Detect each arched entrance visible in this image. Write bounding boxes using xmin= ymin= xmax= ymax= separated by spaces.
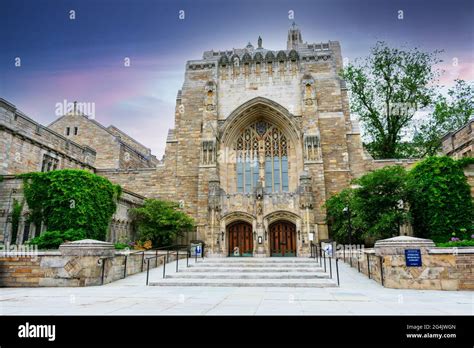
xmin=269 ymin=221 xmax=297 ymax=257
xmin=227 ymin=221 xmax=253 ymax=257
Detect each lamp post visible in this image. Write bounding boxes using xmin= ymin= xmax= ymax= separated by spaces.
xmin=397 ymin=199 xmax=404 ymax=236
xmin=343 ymin=206 xmax=352 ymax=246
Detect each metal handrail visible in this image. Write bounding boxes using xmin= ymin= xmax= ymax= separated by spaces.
xmin=144 ymin=245 xmax=195 ymax=285
xmin=311 ymin=242 xmax=340 ymax=287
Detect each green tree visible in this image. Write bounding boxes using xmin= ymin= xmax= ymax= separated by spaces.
xmin=407 ymin=156 xmax=474 ymax=243
xmin=324 ymin=188 xmax=363 ymax=244
xmin=131 ymin=199 xmax=195 ymax=247
xmin=20 ymin=169 xmax=120 ymax=241
xmin=412 ymin=80 xmax=474 ymax=156
xmin=352 ymin=166 xmax=409 ymax=241
xmin=341 ymin=42 xmax=441 ymax=159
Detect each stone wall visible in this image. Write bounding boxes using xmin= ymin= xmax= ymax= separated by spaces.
xmin=340 ymin=237 xmax=473 ymax=291
xmin=0 ymin=240 xmax=187 ymax=287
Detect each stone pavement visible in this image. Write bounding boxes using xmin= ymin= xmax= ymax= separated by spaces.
xmin=0 ymin=258 xmax=472 ymax=315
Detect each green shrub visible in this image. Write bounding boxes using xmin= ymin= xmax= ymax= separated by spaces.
xmin=114 ymin=242 xmax=129 ymax=250
xmin=436 ymin=240 xmax=474 ymax=247
xmin=353 ymin=166 xmax=409 ymax=241
xmin=324 ymin=188 xmax=363 ymax=244
xmin=28 ymin=229 xmax=86 ymax=249
xmin=20 ymin=169 xmax=121 ymax=241
xmin=131 ymin=199 xmax=194 ymax=247
xmin=407 ymin=156 xmax=474 ymax=243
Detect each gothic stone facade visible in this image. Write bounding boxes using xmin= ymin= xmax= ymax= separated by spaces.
xmin=98 ymin=25 xmax=375 ymax=257
xmin=2 ymin=25 xmax=428 ymax=256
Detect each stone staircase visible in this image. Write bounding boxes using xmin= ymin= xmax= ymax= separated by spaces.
xmin=148 ymin=257 xmax=338 ymax=288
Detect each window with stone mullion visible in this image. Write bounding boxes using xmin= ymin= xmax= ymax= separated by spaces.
xmin=236 ymin=120 xmax=288 ymax=193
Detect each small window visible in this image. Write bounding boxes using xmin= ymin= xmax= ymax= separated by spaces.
xmin=74 ymin=127 xmax=78 ymax=135
xmin=66 ymin=127 xmax=70 ymax=136
xmin=41 ymin=154 xmax=59 ymax=172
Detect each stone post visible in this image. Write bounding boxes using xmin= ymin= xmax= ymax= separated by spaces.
xmin=59 ymin=239 xmax=115 ymax=286
xmin=374 ymin=236 xmax=435 ymax=257
xmin=374 ymin=236 xmax=435 ymax=288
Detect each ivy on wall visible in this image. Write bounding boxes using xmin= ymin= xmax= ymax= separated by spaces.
xmin=19 ymin=169 xmax=121 ymax=241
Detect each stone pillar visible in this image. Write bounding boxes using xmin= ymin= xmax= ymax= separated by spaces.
xmin=298 ymin=171 xmax=314 ymax=256
xmin=16 ymin=218 xmax=25 ymax=245
xmin=4 ymin=217 xmax=12 ymax=245
xmin=207 ymin=177 xmax=221 ymax=255
xmin=59 ymin=239 xmax=115 ymax=286
xmin=374 ymin=236 xmax=435 ymax=257
xmin=29 ymin=223 xmax=37 ymax=239
xmin=374 ymin=236 xmax=439 ymax=289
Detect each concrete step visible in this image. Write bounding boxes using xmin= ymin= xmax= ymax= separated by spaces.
xmin=180 ymin=267 xmax=325 ymax=273
xmin=202 ymin=258 xmax=318 ymax=263
xmin=166 ymin=273 xmax=330 ymax=279
xmin=149 ymin=278 xmax=337 ymax=288
xmin=190 ymin=262 xmax=320 ymax=268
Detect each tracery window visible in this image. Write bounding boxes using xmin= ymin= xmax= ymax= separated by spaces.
xmin=235 ymin=120 xmax=289 ymax=193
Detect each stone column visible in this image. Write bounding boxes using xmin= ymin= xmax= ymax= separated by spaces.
xmin=298 ymin=171 xmax=314 ymax=256
xmin=16 ymin=218 xmax=25 ymax=245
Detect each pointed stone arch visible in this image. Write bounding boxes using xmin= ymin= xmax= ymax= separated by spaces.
xmin=220 ymin=97 xmax=301 ymax=147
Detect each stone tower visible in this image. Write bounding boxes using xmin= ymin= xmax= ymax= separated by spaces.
xmin=287 ymin=22 xmax=303 ymax=50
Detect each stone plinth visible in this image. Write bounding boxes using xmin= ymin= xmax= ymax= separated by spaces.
xmin=59 ymin=239 xmax=114 ymax=257
xmin=374 ymin=236 xmax=435 ymax=256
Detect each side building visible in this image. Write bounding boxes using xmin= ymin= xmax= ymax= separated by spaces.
xmin=0 ymin=98 xmax=145 ymax=244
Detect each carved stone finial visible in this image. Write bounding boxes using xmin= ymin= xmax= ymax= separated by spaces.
xmin=258 ymin=36 xmax=262 ymax=49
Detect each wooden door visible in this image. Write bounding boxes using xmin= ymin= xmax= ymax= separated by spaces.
xmin=227 ymin=221 xmax=253 ymax=257
xmin=270 ymin=221 xmax=296 ymax=257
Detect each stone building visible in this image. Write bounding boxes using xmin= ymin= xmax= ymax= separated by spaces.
xmin=97 ymin=23 xmax=375 ymax=257
xmin=0 ymin=99 xmax=144 ymax=244
xmin=441 ymin=119 xmax=473 ymax=159
xmin=5 ymin=23 xmax=462 ymax=256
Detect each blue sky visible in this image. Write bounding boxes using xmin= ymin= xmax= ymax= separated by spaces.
xmin=1 ymin=0 xmax=473 ymax=157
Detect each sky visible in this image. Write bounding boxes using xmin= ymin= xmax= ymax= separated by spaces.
xmin=1 ymin=0 xmax=473 ymax=157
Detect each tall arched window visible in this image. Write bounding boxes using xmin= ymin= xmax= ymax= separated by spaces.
xmin=235 ymin=120 xmax=289 ymax=193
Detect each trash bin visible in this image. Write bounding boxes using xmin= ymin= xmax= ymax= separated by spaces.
xmin=190 ymin=240 xmax=205 ymax=258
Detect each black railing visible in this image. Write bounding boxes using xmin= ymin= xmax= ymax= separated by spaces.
xmin=310 ymin=242 xmax=340 ymax=287
xmin=144 ymin=244 xmax=202 ymax=285
xmin=98 ymin=243 xmax=201 ymax=285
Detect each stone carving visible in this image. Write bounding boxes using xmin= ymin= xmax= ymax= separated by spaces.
xmin=208 ymin=178 xmax=221 ymax=211
xmin=204 ymin=81 xmax=217 ymax=111
xmin=302 ymin=74 xmax=316 ymax=106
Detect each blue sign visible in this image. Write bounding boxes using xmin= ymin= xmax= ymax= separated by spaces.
xmin=405 ymin=249 xmax=422 ymax=267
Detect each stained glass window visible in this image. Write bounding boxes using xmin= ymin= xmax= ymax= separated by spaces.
xmin=235 ymin=120 xmax=289 ymax=193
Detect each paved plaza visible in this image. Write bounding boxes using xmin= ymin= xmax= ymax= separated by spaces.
xmin=1 ymin=259 xmax=472 ymax=315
